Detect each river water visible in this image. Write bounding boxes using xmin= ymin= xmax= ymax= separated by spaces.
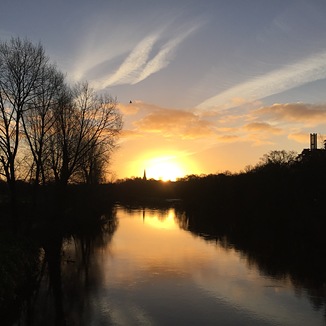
xmin=18 ymin=205 xmax=326 ymax=325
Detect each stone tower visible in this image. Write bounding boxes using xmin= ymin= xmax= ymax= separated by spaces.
xmin=310 ymin=133 xmax=317 ymax=150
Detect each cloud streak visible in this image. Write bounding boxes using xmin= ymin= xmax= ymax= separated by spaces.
xmin=103 ymin=34 xmax=158 ymax=86
xmin=99 ymin=24 xmax=200 ymax=88
xmin=132 ymin=25 xmax=199 ymax=84
xmin=197 ymin=50 xmax=326 ymax=111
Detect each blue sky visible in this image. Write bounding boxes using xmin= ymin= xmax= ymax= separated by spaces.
xmin=2 ymin=0 xmax=326 ymax=179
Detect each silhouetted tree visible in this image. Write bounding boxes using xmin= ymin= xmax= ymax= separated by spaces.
xmin=0 ymin=37 xmax=49 ymax=205
xmin=21 ymin=65 xmax=66 ymax=189
xmin=76 ymin=142 xmax=107 ymax=184
xmin=258 ymin=150 xmax=297 ymax=167
xmin=48 ymin=82 xmax=122 ymax=188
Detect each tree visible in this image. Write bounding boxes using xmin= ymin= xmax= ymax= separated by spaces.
xmin=0 ymin=37 xmax=123 ymax=210
xmin=0 ymin=37 xmax=48 ymax=204
xmin=21 ymin=65 xmax=66 ymax=188
xmin=75 ymin=142 xmax=107 ymax=184
xmin=48 ymin=82 xmax=122 ymax=188
xmin=258 ymin=150 xmax=297 ymax=167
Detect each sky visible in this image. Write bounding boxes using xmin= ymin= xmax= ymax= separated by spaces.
xmin=2 ymin=0 xmax=326 ymax=180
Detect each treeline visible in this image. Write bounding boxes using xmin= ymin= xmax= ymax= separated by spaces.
xmin=0 ymin=37 xmax=122 ymax=208
xmin=114 ymin=148 xmax=326 ymax=213
xmin=177 ymin=148 xmax=324 ymax=212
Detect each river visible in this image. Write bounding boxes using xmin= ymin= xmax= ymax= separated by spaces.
xmin=16 ymin=204 xmax=326 ymax=325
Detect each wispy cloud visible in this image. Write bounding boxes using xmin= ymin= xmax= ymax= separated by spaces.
xmin=102 ymin=34 xmax=158 ymax=86
xmin=132 ymin=25 xmax=199 ymax=84
xmin=98 ymin=24 xmax=200 ymax=88
xmin=197 ymin=50 xmax=326 ymax=111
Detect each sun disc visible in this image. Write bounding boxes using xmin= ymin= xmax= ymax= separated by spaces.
xmin=146 ymin=157 xmax=185 ymax=181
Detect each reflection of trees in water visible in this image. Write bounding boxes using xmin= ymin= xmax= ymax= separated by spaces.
xmin=19 ymin=209 xmax=118 ymax=326
xmin=176 ymin=208 xmax=326 ymax=320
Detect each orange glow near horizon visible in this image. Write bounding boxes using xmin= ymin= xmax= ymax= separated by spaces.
xmin=143 ymin=154 xmax=194 ymax=181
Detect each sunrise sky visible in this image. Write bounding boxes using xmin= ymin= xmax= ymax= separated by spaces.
xmin=2 ymin=0 xmax=326 ymax=180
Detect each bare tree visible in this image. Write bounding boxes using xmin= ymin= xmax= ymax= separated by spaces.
xmin=75 ymin=142 xmax=108 ymax=184
xmin=0 ymin=37 xmax=48 ymax=204
xmin=48 ymin=82 xmax=122 ymax=188
xmin=258 ymin=150 xmax=297 ymax=167
xmin=21 ymin=65 xmax=66 ymax=187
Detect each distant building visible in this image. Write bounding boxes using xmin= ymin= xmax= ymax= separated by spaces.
xmin=143 ymin=169 xmax=147 ymax=181
xmin=310 ymin=133 xmax=317 ymax=150
xmin=298 ymin=133 xmax=326 ymax=162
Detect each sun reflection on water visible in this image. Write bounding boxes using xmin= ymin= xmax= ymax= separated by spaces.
xmin=141 ymin=208 xmax=177 ymax=230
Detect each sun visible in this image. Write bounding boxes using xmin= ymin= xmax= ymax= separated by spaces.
xmin=146 ymin=156 xmax=185 ymax=181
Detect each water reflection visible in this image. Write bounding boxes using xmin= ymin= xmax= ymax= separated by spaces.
xmin=17 ymin=209 xmax=118 ymax=326
xmin=177 ymin=207 xmax=326 ymax=325
xmin=100 ymin=205 xmax=325 ymax=325
xmin=15 ymin=205 xmax=326 ymax=325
